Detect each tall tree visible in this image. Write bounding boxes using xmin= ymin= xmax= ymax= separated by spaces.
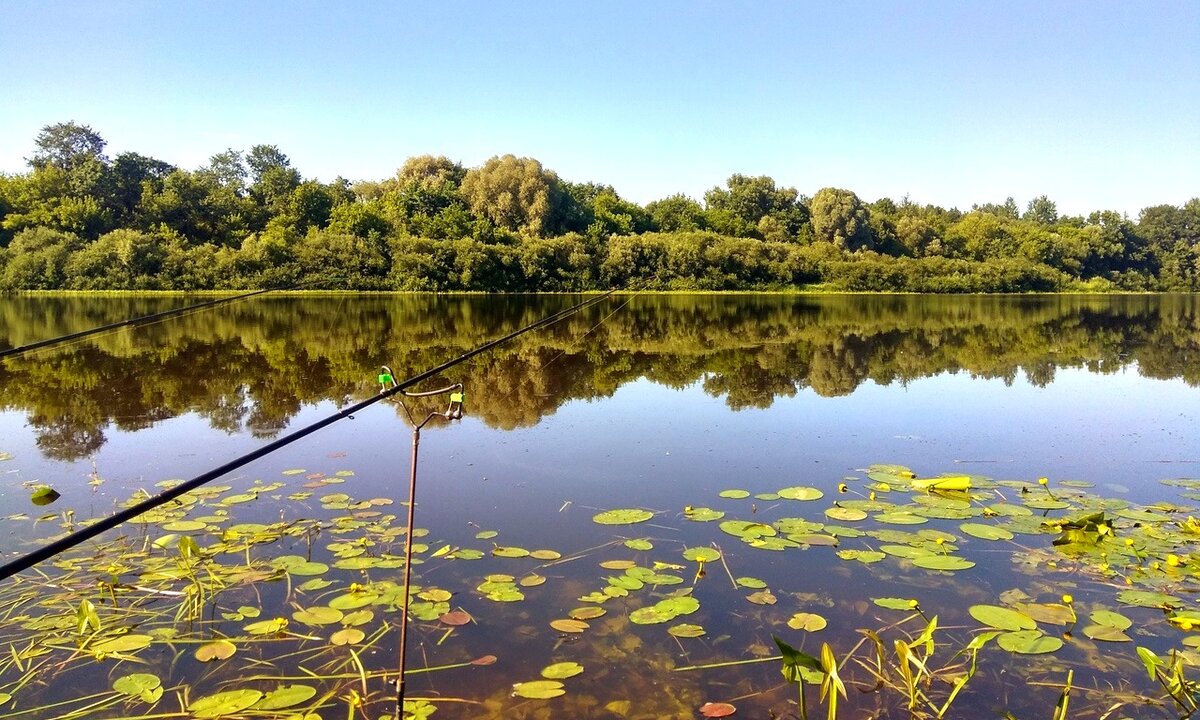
xmin=809 ymin=188 xmax=874 ymax=250
xmin=28 ymin=122 xmax=107 ymax=171
xmin=460 ymin=155 xmax=567 ymax=237
xmin=1024 ymin=195 xmax=1059 ymax=225
xmin=704 ymin=174 xmax=808 ymax=239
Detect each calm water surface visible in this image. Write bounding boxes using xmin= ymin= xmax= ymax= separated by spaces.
xmin=0 ymin=294 xmax=1198 ymax=719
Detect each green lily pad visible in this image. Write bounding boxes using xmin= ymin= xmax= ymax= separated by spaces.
xmin=244 ymin=618 xmax=288 ymax=635
xmin=1090 ymin=610 xmax=1132 ymax=629
xmin=736 ymin=577 xmax=767 ymax=589
xmin=960 ymin=523 xmax=1014 ymax=541
xmin=996 ymin=630 xmax=1063 ymax=654
xmin=719 ymin=520 xmax=777 ymax=539
xmin=787 ymin=612 xmax=827 ymax=631
xmin=593 ymin=509 xmax=654 ymax=525
xmin=970 ymin=605 xmax=1037 ymax=631
xmin=293 ymin=606 xmax=343 ymax=625
xmin=1082 ymin=625 xmax=1131 ymax=642
xmin=190 ymin=689 xmax=264 ymax=718
xmin=825 ymin=507 xmax=868 ymax=521
xmin=541 ymin=662 xmax=584 ymax=679
xmin=113 ymin=673 xmax=161 ymax=697
xmin=683 ymin=547 xmax=721 ymax=563
xmin=718 ymin=489 xmax=750 ymax=499
xmin=161 ymin=520 xmax=207 ymax=532
xmin=875 ymin=513 xmax=927 ymax=525
xmin=330 ymin=628 xmax=366 ymax=645
xmin=684 ymin=507 xmax=725 ymax=521
xmin=912 ymin=555 xmax=975 ymax=571
xmin=195 ymin=639 xmax=237 ymax=662
xmin=492 ymin=546 xmax=531 ymax=558
xmin=668 ymin=623 xmax=706 ymax=638
xmin=569 ymin=607 xmax=606 ymax=620
xmin=778 ymin=486 xmax=823 ymax=501
xmin=92 ymin=634 xmax=154 ymax=654
xmin=624 ymin=539 xmax=654 ymax=550
xmin=253 ymin=685 xmax=318 ymax=710
xmin=836 ymin=549 xmax=885 ymax=564
xmin=1117 ymin=589 xmax=1182 ymax=609
xmin=512 ymin=679 xmax=565 ymax=699
xmin=30 ymin=485 xmax=60 ymax=506
xmin=873 ymin=597 xmax=920 ymax=611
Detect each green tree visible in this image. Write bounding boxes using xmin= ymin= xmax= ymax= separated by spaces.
xmin=646 ymin=194 xmax=705 ymax=232
xmin=703 ymin=174 xmax=808 ymax=239
xmin=28 ymin=122 xmax=107 ymax=171
xmin=0 ymin=227 xmax=85 ymax=289
xmin=1023 ymin=195 xmax=1058 ymax=225
xmin=460 ymin=155 xmax=567 ymax=237
xmin=809 ymin=188 xmax=873 ymax=251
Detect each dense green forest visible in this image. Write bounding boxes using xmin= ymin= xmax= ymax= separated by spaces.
xmin=1 ymin=122 xmax=1197 ymax=292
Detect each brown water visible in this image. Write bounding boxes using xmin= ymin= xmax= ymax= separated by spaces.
xmin=0 ymin=293 xmax=1198 ymax=719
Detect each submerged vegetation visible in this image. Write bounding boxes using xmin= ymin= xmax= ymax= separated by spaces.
xmin=2 ymin=122 xmax=1198 ymax=292
xmin=4 ymin=457 xmax=1200 ymax=718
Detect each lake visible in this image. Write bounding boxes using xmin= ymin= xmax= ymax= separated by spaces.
xmin=1 ymin=293 xmax=1198 ymax=719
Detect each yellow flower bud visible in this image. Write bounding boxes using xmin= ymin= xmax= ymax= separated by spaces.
xmin=908 ymin=599 xmax=919 ymax=608
xmin=838 ymin=483 xmax=849 ymax=494
xmin=1038 ymin=477 xmax=1049 ymax=486
xmin=1125 ymin=538 xmax=1134 ymax=546
xmin=1168 ymin=554 xmax=1181 ymax=567
xmin=869 ymin=491 xmax=876 ymax=501
xmin=1061 ymin=594 xmax=1073 ymax=605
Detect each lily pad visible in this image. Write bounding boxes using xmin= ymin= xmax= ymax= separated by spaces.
xmin=682 ymin=547 xmax=721 ymax=563
xmin=668 ymin=623 xmax=706 ymax=638
xmin=684 ymin=507 xmax=725 ymax=521
xmin=252 ymin=685 xmax=318 ymax=710
xmin=970 ymin=605 xmax=1037 ymax=631
xmin=912 ymin=555 xmax=975 ymax=571
xmin=960 ymin=523 xmax=1014 ymax=541
xmin=512 ymin=679 xmax=565 ymax=699
xmin=1090 ymin=610 xmax=1132 ymax=630
xmin=873 ymin=598 xmax=919 ymax=611
xmin=718 ymin=489 xmax=750 ymax=499
xmin=330 ymin=628 xmax=366 ymax=645
xmin=569 ymin=607 xmax=606 ymax=620
xmin=541 ymin=662 xmax=584 ymax=679
xmin=778 ymin=486 xmax=823 ymax=501
xmin=551 ymin=619 xmax=590 ymax=633
xmin=787 ymin=612 xmax=827 ymax=631
xmin=195 ymin=639 xmax=237 ymax=662
xmin=996 ymin=630 xmax=1063 ymax=654
xmin=190 ymin=689 xmax=264 ymax=718
xmin=624 ymin=538 xmax=654 ymax=550
xmin=825 ymin=507 xmax=868 ymax=521
xmin=113 ymin=673 xmax=161 ymax=697
xmin=700 ymin=702 xmax=737 ymax=718
xmin=736 ymin=577 xmax=767 ymax=589
xmin=593 ymin=509 xmax=654 ymax=525
xmin=1082 ymin=625 xmax=1131 ymax=642
xmin=92 ymin=634 xmax=153 ymax=654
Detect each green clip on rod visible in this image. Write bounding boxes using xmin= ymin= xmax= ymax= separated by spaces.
xmin=379 ymin=366 xmax=465 ymax=718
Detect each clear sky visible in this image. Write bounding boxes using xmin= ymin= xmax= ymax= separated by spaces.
xmin=1 ymin=1 xmax=1197 ymax=216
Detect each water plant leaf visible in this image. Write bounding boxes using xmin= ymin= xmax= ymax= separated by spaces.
xmin=837 ymin=549 xmax=885 ymax=563
xmin=682 ymin=547 xmax=721 ymax=563
xmin=530 ymin=549 xmax=561 ymax=560
xmin=969 ymin=605 xmax=1037 ymax=631
xmin=624 ymin=538 xmax=654 ymax=550
xmin=996 ymin=630 xmax=1063 ymax=654
xmin=960 ymin=523 xmax=1014 ymax=540
xmin=520 ymin=574 xmax=547 ymax=587
xmin=541 ymin=662 xmax=584 ymax=679
xmin=161 ymin=520 xmax=206 ymax=532
xmin=684 ymin=507 xmax=725 ymax=521
xmin=30 ymin=485 xmax=60 ymax=506
xmin=875 ymin=512 xmax=927 ymax=525
xmin=600 ymin=559 xmax=636 ymax=570
xmin=570 ymin=607 xmax=606 ymax=620
xmin=746 ymin=589 xmax=777 ymax=605
xmin=551 ymin=619 xmax=589 ymax=633
xmin=778 ymin=486 xmax=823 ymax=501
xmin=1019 ymin=603 xmax=1074 ymax=625
xmin=873 ymin=597 xmax=919 ymax=611
xmin=787 ymin=612 xmax=828 ymax=631
xmin=825 ymin=507 xmax=868 ymax=521
xmin=912 ymin=555 xmax=975 ymax=571
xmin=1117 ymin=589 xmax=1182 ymax=609
xmin=1090 ymin=610 xmax=1132 ymax=630
xmin=113 ymin=673 xmax=161 ymax=697
xmin=252 ymin=685 xmax=318 ymax=710
xmin=330 ymin=628 xmax=365 ymax=646
xmin=195 ymin=639 xmax=237 ymax=662
xmin=475 ymin=530 xmax=498 ymax=539
xmin=512 ymin=679 xmax=565 ymax=699
xmin=492 ymin=546 xmax=530 ymax=558
xmin=190 ymin=689 xmax=264 ymax=718
xmin=593 ymin=509 xmax=654 ymax=525
xmin=287 ymin=561 xmax=329 ymax=576
xmin=736 ymin=577 xmax=767 ymax=589
xmin=244 ymin=618 xmax=288 ymax=635
xmin=669 ymin=623 xmax=706 ymax=638
xmin=699 ymin=702 xmax=737 ymax=717
xmin=1082 ymin=625 xmax=1131 ymax=642
xmin=92 ymin=634 xmax=153 ymax=654
xmin=439 ymin=610 xmax=472 ymax=626
xmin=293 ymin=606 xmax=343 ymax=625
xmin=718 ymin=490 xmax=750 ymax=499
xmin=719 ymin=520 xmax=776 ymax=539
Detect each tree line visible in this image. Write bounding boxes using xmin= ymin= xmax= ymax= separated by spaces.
xmin=1 ymin=122 xmax=1197 ymax=292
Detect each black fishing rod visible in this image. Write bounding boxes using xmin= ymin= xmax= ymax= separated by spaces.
xmin=0 ymin=284 xmax=304 ymax=361
xmin=0 ymin=292 xmax=615 ymax=583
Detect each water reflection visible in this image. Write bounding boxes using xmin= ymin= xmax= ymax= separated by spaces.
xmin=1 ymin=294 xmax=1197 ymax=460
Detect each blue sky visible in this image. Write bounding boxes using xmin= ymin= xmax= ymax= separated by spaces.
xmin=2 ymin=1 xmax=1196 ymax=216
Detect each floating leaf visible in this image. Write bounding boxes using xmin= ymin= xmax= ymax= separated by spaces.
xmin=541 ymin=662 xmax=584 ymax=679
xmin=570 ymin=607 xmax=606 ymax=620
xmin=253 ymin=685 xmax=318 ymax=710
xmin=550 ymin=619 xmax=589 ymax=633
xmin=293 ymin=606 xmax=343 ymax=625
xmin=191 ymin=689 xmax=264 ymax=718
xmin=747 ymin=590 xmax=777 ymax=605
xmin=530 ymin=549 xmax=561 ymax=560
xmin=1117 ymin=589 xmax=1182 ymax=609
xmin=1019 ymin=603 xmax=1074 ymax=625
xmin=996 ymin=630 xmax=1062 ymax=654
xmin=287 ymin=561 xmax=329 ymax=576
xmin=668 ymin=623 xmax=706 ymax=638
xmin=912 ymin=555 xmax=975 ymax=571
xmin=959 ymin=523 xmax=1014 ymax=541
xmin=330 ymin=628 xmax=365 ymax=646
xmin=592 ymin=509 xmax=654 ymax=525
xmin=440 ymin=610 xmax=472 ymax=626
xmin=244 ymin=618 xmax=288 ymax=635
xmin=825 ymin=507 xmax=868 ymax=521
xmin=718 ymin=489 xmax=750 ymax=499
xmin=600 ymin=559 xmax=637 ymax=570
xmin=837 ymin=549 xmax=885 ymax=564
xmin=624 ymin=538 xmax=654 ymax=550
xmin=113 ymin=673 xmax=161 ymax=697
xmin=875 ymin=512 xmax=927 ymax=525
xmin=92 ymin=634 xmax=153 ymax=654
xmin=971 ymin=605 xmax=1037 ymax=631
xmin=778 ymin=486 xmax=823 ymax=501
xmin=700 ymin=702 xmax=737 ymax=717
xmin=161 ymin=520 xmax=206 ymax=532
xmin=519 ymin=574 xmax=546 ymax=587
xmin=1082 ymin=625 xmax=1131 ymax=642
xmin=492 ymin=546 xmax=530 ymax=558
xmin=873 ymin=598 xmax=919 ymax=611
xmin=1090 ymin=610 xmax=1132 ymax=630
xmin=787 ymin=612 xmax=828 ymax=631
xmin=281 ymin=468 xmax=306 ymax=475
xmin=30 ymin=485 xmax=60 ymax=506
xmin=512 ymin=680 xmax=565 ymax=699
xmin=475 ymin=530 xmax=499 ymax=539
xmin=684 ymin=507 xmax=725 ymax=521
xmin=682 ymin=547 xmax=721 ymax=563
xmin=195 ymin=639 xmax=237 ymax=662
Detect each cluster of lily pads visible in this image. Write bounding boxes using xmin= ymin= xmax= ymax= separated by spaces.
xmin=3 ymin=457 xmax=1200 ymax=718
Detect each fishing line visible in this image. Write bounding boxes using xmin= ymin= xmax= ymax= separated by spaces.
xmin=0 ymin=291 xmax=614 ymax=583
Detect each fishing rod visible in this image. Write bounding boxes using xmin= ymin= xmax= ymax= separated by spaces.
xmin=0 ymin=291 xmax=615 ymax=584
xmin=0 ymin=280 xmax=331 ymax=361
